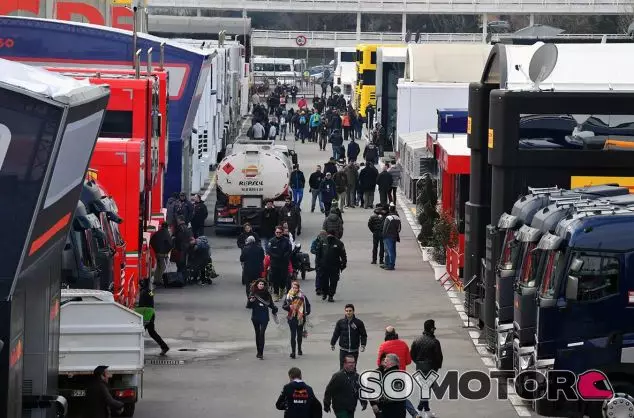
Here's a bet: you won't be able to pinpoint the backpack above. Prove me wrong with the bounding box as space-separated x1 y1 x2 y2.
299 115 307 125
322 238 342 267
196 236 210 252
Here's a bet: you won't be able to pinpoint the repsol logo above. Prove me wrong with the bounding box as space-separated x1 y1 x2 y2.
239 181 264 186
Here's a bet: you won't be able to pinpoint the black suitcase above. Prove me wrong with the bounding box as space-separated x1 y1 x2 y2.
163 271 185 288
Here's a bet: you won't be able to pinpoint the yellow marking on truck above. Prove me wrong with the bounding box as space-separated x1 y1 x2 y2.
570 176 634 193
488 129 494 149
467 117 472 135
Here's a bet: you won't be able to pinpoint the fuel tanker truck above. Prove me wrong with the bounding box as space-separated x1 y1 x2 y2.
214 140 292 232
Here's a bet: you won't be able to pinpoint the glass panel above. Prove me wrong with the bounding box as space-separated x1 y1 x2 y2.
100 110 133 138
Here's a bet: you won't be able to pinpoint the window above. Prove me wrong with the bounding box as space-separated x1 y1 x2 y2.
498 229 521 270
362 70 376 86
100 110 133 138
520 247 544 287
356 50 362 63
518 243 538 285
341 52 355 62
569 252 620 301
370 51 377 65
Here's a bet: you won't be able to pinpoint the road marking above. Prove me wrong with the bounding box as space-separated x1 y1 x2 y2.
395 187 533 417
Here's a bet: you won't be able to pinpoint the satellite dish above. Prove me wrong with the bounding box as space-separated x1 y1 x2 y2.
405 31 412 43
528 43 558 87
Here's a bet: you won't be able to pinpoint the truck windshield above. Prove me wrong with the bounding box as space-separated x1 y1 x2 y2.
518 243 539 286
498 229 521 270
568 252 620 301
538 249 565 299
74 230 96 269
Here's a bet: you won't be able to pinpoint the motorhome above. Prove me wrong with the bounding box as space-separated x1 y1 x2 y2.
333 47 357 103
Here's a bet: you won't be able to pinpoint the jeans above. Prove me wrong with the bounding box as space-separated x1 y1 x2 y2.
418 400 430 412
310 189 323 212
318 132 327 150
323 197 333 215
346 186 356 207
363 191 375 208
338 192 346 210
292 188 304 206
405 399 418 417
280 124 287 140
339 350 358 369
332 145 340 160
372 236 384 263
389 186 398 204
252 319 268 356
384 237 396 269
153 254 169 287
288 317 304 354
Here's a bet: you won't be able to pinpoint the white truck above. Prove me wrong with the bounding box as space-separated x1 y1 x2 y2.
57 289 144 417
215 140 293 231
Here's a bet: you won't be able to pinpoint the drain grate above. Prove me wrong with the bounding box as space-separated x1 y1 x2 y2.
145 359 186 366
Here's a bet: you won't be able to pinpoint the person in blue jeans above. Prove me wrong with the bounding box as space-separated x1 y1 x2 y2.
381 203 401 270
289 164 306 207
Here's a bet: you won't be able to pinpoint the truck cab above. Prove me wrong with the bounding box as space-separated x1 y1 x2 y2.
532 210 634 417
493 185 629 368
62 201 102 291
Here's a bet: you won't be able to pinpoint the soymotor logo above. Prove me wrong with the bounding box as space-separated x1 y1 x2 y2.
359 369 614 402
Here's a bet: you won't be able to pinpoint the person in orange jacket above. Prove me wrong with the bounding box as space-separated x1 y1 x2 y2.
376 326 411 371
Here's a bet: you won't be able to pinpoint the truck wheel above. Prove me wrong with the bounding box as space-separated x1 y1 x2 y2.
119 404 136 417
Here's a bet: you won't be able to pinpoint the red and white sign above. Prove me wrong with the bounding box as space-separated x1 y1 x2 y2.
295 35 307 47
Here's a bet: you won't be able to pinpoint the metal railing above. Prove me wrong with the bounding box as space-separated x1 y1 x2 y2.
147 0 630 14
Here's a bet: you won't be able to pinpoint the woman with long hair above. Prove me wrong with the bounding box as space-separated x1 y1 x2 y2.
282 281 311 359
246 279 278 359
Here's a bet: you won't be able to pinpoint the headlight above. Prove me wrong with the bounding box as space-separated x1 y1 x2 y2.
519 354 532 371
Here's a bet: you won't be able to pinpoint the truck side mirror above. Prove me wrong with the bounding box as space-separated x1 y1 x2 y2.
570 258 584 272
565 276 579 301
329 60 335 66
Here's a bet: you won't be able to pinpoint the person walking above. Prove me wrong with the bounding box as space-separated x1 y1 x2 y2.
290 164 306 207
388 160 402 204
330 304 367 368
370 354 407 418
85 365 125 418
260 200 279 251
309 165 325 213
330 129 344 160
323 354 368 418
241 235 265 296
323 157 338 177
275 367 322 418
135 279 170 356
237 222 260 250
410 320 443 418
247 279 279 359
362 141 379 166
149 222 173 288
279 197 302 237
282 281 311 359
280 111 288 141
377 164 393 206
310 230 328 296
333 165 347 213
382 204 401 271
322 209 344 240
267 226 293 301
367 204 386 265
343 162 358 209
359 162 378 209
347 137 360 163
365 104 375 130
190 193 208 238
316 229 347 302
319 173 337 216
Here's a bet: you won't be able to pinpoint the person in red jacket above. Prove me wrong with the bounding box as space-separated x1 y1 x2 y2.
376 326 411 371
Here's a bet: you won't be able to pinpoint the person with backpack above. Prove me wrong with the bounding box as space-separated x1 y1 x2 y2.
298 112 309 143
309 110 321 143
310 230 327 296
315 229 347 302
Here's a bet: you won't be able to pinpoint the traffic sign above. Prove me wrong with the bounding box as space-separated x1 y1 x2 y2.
296 35 307 47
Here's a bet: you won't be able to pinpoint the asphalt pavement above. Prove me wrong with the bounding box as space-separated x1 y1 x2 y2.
133 133 523 417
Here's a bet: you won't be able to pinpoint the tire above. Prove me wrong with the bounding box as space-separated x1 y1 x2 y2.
119 403 135 417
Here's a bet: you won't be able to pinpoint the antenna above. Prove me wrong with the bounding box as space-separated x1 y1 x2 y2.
528 43 558 90
135 49 142 79
159 42 165 70
147 47 153 74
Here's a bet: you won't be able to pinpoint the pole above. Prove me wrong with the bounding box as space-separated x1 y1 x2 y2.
159 42 165 70
132 5 138 69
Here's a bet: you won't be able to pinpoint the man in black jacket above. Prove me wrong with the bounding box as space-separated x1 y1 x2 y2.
279 197 302 237
276 367 321 418
190 193 208 238
308 165 325 213
267 226 293 300
290 164 306 207
149 222 173 288
358 163 378 208
367 204 386 265
410 319 443 417
85 365 124 418
330 304 367 368
377 164 393 206
370 354 407 418
323 354 367 417
316 230 347 302
240 236 265 296
260 200 279 250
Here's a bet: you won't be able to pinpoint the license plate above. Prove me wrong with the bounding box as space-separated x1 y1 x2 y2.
217 218 234 223
72 390 86 397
